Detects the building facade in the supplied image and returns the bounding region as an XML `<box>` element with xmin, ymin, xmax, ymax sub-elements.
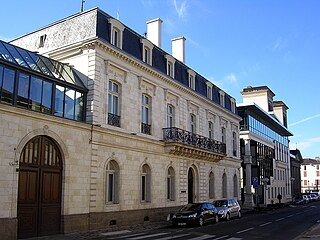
<box><xmin>301</xmin><ymin>158</ymin><xmax>320</xmax><ymax>193</ymax></box>
<box><xmin>290</xmin><ymin>149</ymin><xmax>303</xmax><ymax>197</ymax></box>
<box><xmin>237</xmin><ymin>86</ymin><xmax>293</xmax><ymax>208</ymax></box>
<box><xmin>1</xmin><ymin>8</ymin><xmax>242</xmax><ymax>239</ymax></box>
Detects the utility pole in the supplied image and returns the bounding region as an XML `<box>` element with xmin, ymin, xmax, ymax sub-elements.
<box><xmin>81</xmin><ymin>0</ymin><xmax>85</xmax><ymax>12</ymax></box>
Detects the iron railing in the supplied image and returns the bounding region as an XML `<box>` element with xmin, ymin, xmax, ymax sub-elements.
<box><xmin>141</xmin><ymin>123</ymin><xmax>151</xmax><ymax>135</ymax></box>
<box><xmin>163</xmin><ymin>127</ymin><xmax>226</xmax><ymax>155</ymax></box>
<box><xmin>108</xmin><ymin>113</ymin><xmax>121</xmax><ymax>127</ymax></box>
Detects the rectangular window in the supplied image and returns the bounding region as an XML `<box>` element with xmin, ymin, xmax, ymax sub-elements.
<box><xmin>144</xmin><ymin>47</ymin><xmax>150</xmax><ymax>64</ymax></box>
<box><xmin>141</xmin><ymin>175</ymin><xmax>146</xmax><ymax>201</ymax></box>
<box><xmin>64</xmin><ymin>88</ymin><xmax>75</xmax><ymax>119</ymax></box>
<box><xmin>108</xmin><ymin>173</ymin><xmax>114</xmax><ymax>202</ymax></box>
<box><xmin>54</xmin><ymin>85</ymin><xmax>64</xmax><ymax>117</ymax></box>
<box><xmin>17</xmin><ymin>73</ymin><xmax>30</xmax><ymax>108</ymax></box>
<box><xmin>221</xmin><ymin>127</ymin><xmax>226</xmax><ymax>144</ymax></box>
<box><xmin>304</xmin><ymin>171</ymin><xmax>307</xmax><ymax>177</ymax></box>
<box><xmin>167</xmin><ymin>61</ymin><xmax>173</xmax><ymax>77</ymax></box>
<box><xmin>190</xmin><ymin>114</ymin><xmax>196</xmax><ymax>134</ymax></box>
<box><xmin>207</xmin><ymin>85</ymin><xmax>212</xmax><ymax>100</ymax></box>
<box><xmin>317</xmin><ymin>171</ymin><xmax>320</xmax><ymax>177</ymax></box>
<box><xmin>166</xmin><ymin>105</ymin><xmax>174</xmax><ymax>128</ymax></box>
<box><xmin>42</xmin><ymin>81</ymin><xmax>52</xmax><ymax>114</ymax></box>
<box><xmin>30</xmin><ymin>76</ymin><xmax>42</xmax><ymax>111</ymax></box>
<box><xmin>189</xmin><ymin>75</ymin><xmax>195</xmax><ymax>90</ymax></box>
<box><xmin>1</xmin><ymin>67</ymin><xmax>15</xmax><ymax>104</ymax></box>
<box><xmin>304</xmin><ymin>180</ymin><xmax>307</xmax><ymax>186</ymax></box>
<box><xmin>75</xmin><ymin>92</ymin><xmax>84</xmax><ymax>121</ymax></box>
<box><xmin>208</xmin><ymin>121</ymin><xmax>213</xmax><ymax>139</ymax></box>
<box><xmin>113</xmin><ymin>29</ymin><xmax>119</xmax><ymax>47</ymax></box>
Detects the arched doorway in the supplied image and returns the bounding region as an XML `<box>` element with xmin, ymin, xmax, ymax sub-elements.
<box><xmin>188</xmin><ymin>168</ymin><xmax>194</xmax><ymax>203</ymax></box>
<box><xmin>17</xmin><ymin>136</ymin><xmax>63</xmax><ymax>238</ymax></box>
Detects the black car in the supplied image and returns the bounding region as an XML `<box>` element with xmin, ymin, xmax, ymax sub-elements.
<box><xmin>172</xmin><ymin>202</ymin><xmax>218</xmax><ymax>226</ymax></box>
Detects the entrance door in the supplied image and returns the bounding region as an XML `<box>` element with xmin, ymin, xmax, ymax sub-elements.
<box><xmin>18</xmin><ymin>136</ymin><xmax>62</xmax><ymax>238</ymax></box>
<box><xmin>188</xmin><ymin>168</ymin><xmax>194</xmax><ymax>203</ymax></box>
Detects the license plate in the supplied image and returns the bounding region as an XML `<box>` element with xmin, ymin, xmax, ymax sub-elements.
<box><xmin>178</xmin><ymin>223</ymin><xmax>186</xmax><ymax>226</ymax></box>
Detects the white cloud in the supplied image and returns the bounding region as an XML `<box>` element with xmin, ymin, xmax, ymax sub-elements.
<box><xmin>210</xmin><ymin>73</ymin><xmax>239</xmax><ymax>90</ymax></box>
<box><xmin>173</xmin><ymin>0</ymin><xmax>188</xmax><ymax>19</ymax></box>
<box><xmin>295</xmin><ymin>137</ymin><xmax>320</xmax><ymax>158</ymax></box>
<box><xmin>140</xmin><ymin>0</ymin><xmax>154</xmax><ymax>7</ymax></box>
<box><xmin>289</xmin><ymin>113</ymin><xmax>320</xmax><ymax>127</ymax></box>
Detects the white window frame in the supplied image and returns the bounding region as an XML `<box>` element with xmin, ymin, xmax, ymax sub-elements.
<box><xmin>141</xmin><ymin>94</ymin><xmax>151</xmax><ymax>125</ymax></box>
<box><xmin>167</xmin><ymin>167</ymin><xmax>175</xmax><ymax>201</ymax></box>
<box><xmin>141</xmin><ymin>164</ymin><xmax>151</xmax><ymax>203</ymax></box>
<box><xmin>140</xmin><ymin>38</ymin><xmax>153</xmax><ymax>65</ymax></box>
<box><xmin>109</xmin><ymin>18</ymin><xmax>125</xmax><ymax>49</ymax></box>
<box><xmin>206</xmin><ymin>82</ymin><xmax>213</xmax><ymax>100</ymax></box>
<box><xmin>165</xmin><ymin>55</ymin><xmax>176</xmax><ymax>78</ymax></box>
<box><xmin>106</xmin><ymin>160</ymin><xmax>119</xmax><ymax>204</ymax></box>
<box><xmin>190</xmin><ymin>113</ymin><xmax>196</xmax><ymax>134</ymax></box>
<box><xmin>188</xmin><ymin>69</ymin><xmax>196</xmax><ymax>90</ymax></box>
<box><xmin>219</xmin><ymin>90</ymin><xmax>225</xmax><ymax>107</ymax></box>
<box><xmin>221</xmin><ymin>127</ymin><xmax>226</xmax><ymax>144</ymax></box>
<box><xmin>230</xmin><ymin>98</ymin><xmax>236</xmax><ymax>113</ymax></box>
<box><xmin>108</xmin><ymin>80</ymin><xmax>120</xmax><ymax>115</ymax></box>
<box><xmin>166</xmin><ymin>104</ymin><xmax>175</xmax><ymax>128</ymax></box>
<box><xmin>208</xmin><ymin>121</ymin><xmax>214</xmax><ymax>139</ymax></box>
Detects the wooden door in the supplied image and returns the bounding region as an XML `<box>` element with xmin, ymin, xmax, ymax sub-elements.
<box><xmin>18</xmin><ymin>136</ymin><xmax>62</xmax><ymax>238</ymax></box>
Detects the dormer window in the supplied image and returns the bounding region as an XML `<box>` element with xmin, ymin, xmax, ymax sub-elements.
<box><xmin>188</xmin><ymin>69</ymin><xmax>196</xmax><ymax>90</ymax></box>
<box><xmin>230</xmin><ymin>98</ymin><xmax>236</xmax><ymax>113</ymax></box>
<box><xmin>108</xmin><ymin>18</ymin><xmax>125</xmax><ymax>49</ymax></box>
<box><xmin>206</xmin><ymin>82</ymin><xmax>213</xmax><ymax>100</ymax></box>
<box><xmin>140</xmin><ymin>38</ymin><xmax>153</xmax><ymax>65</ymax></box>
<box><xmin>219</xmin><ymin>90</ymin><xmax>225</xmax><ymax>107</ymax></box>
<box><xmin>165</xmin><ymin>55</ymin><xmax>175</xmax><ymax>78</ymax></box>
<box><xmin>39</xmin><ymin>34</ymin><xmax>47</xmax><ymax>48</ymax></box>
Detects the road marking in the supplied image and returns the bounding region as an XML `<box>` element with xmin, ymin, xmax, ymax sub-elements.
<box><xmin>287</xmin><ymin>214</ymin><xmax>294</xmax><ymax>218</ymax></box>
<box><xmin>130</xmin><ymin>232</ymin><xmax>168</xmax><ymax>240</ymax></box>
<box><xmin>154</xmin><ymin>233</ymin><xmax>190</xmax><ymax>240</ymax></box>
<box><xmin>100</xmin><ymin>230</ymin><xmax>131</xmax><ymax>236</ymax></box>
<box><xmin>275</xmin><ymin>217</ymin><xmax>285</xmax><ymax>222</ymax></box>
<box><xmin>111</xmin><ymin>232</ymin><xmax>147</xmax><ymax>239</ymax></box>
<box><xmin>190</xmin><ymin>235</ymin><xmax>217</xmax><ymax>240</ymax></box>
<box><xmin>226</xmin><ymin>238</ymin><xmax>243</xmax><ymax>240</ymax></box>
<box><xmin>213</xmin><ymin>235</ymin><xmax>229</xmax><ymax>240</ymax></box>
<box><xmin>259</xmin><ymin>222</ymin><xmax>272</xmax><ymax>227</ymax></box>
<box><xmin>296</xmin><ymin>212</ymin><xmax>302</xmax><ymax>215</ymax></box>
<box><xmin>236</xmin><ymin>227</ymin><xmax>254</xmax><ymax>234</ymax></box>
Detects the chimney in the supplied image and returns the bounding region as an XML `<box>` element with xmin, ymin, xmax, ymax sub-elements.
<box><xmin>172</xmin><ymin>37</ymin><xmax>186</xmax><ymax>63</ymax></box>
<box><xmin>146</xmin><ymin>18</ymin><xmax>162</xmax><ymax>48</ymax></box>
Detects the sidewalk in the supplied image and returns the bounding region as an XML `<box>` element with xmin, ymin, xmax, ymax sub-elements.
<box><xmin>296</xmin><ymin>223</ymin><xmax>320</xmax><ymax>239</ymax></box>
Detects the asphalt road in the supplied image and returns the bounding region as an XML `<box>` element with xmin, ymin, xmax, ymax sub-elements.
<box><xmin>99</xmin><ymin>201</ymin><xmax>320</xmax><ymax>240</ymax></box>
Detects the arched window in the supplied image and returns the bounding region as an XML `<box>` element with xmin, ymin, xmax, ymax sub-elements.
<box><xmin>209</xmin><ymin>172</ymin><xmax>215</xmax><ymax>199</ymax></box>
<box><xmin>167</xmin><ymin>167</ymin><xmax>175</xmax><ymax>201</ymax></box>
<box><xmin>106</xmin><ymin>160</ymin><xmax>119</xmax><ymax>204</ymax></box>
<box><xmin>222</xmin><ymin>173</ymin><xmax>227</xmax><ymax>198</ymax></box>
<box><xmin>233</xmin><ymin>174</ymin><xmax>238</xmax><ymax>197</ymax></box>
<box><xmin>141</xmin><ymin>164</ymin><xmax>151</xmax><ymax>202</ymax></box>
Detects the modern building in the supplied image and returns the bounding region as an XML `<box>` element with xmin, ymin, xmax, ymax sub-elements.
<box><xmin>1</xmin><ymin>7</ymin><xmax>242</xmax><ymax>239</ymax></box>
<box><xmin>290</xmin><ymin>149</ymin><xmax>303</xmax><ymax>197</ymax></box>
<box><xmin>237</xmin><ymin>86</ymin><xmax>293</xmax><ymax>208</ymax></box>
<box><xmin>301</xmin><ymin>158</ymin><xmax>320</xmax><ymax>193</ymax></box>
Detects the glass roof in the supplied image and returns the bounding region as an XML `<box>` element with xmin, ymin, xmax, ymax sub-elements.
<box><xmin>0</xmin><ymin>40</ymin><xmax>87</xmax><ymax>90</ymax></box>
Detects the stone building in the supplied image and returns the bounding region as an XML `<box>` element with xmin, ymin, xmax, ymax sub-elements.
<box><xmin>237</xmin><ymin>86</ymin><xmax>293</xmax><ymax>207</ymax></box>
<box><xmin>1</xmin><ymin>7</ymin><xmax>241</xmax><ymax>239</ymax></box>
<box><xmin>301</xmin><ymin>158</ymin><xmax>320</xmax><ymax>193</ymax></box>
<box><xmin>290</xmin><ymin>149</ymin><xmax>303</xmax><ymax>197</ymax></box>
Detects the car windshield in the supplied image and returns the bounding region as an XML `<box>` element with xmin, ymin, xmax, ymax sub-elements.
<box><xmin>214</xmin><ymin>200</ymin><xmax>228</xmax><ymax>207</ymax></box>
<box><xmin>179</xmin><ymin>203</ymin><xmax>201</xmax><ymax>212</ymax></box>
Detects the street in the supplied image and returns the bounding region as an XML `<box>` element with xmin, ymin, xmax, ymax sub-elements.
<box><xmin>96</xmin><ymin>201</ymin><xmax>320</xmax><ymax>240</ymax></box>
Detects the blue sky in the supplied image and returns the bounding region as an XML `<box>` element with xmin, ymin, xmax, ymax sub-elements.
<box><xmin>1</xmin><ymin>0</ymin><xmax>319</xmax><ymax>158</ymax></box>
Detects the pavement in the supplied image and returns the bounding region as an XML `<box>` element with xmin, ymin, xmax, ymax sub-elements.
<box><xmin>27</xmin><ymin>207</ymin><xmax>320</xmax><ymax>240</ymax></box>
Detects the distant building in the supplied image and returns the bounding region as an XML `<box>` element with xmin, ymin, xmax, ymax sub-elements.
<box><xmin>290</xmin><ymin>149</ymin><xmax>303</xmax><ymax>197</ymax></box>
<box><xmin>301</xmin><ymin>158</ymin><xmax>320</xmax><ymax>193</ymax></box>
<box><xmin>238</xmin><ymin>86</ymin><xmax>293</xmax><ymax>208</ymax></box>
<box><xmin>1</xmin><ymin>7</ymin><xmax>241</xmax><ymax>238</ymax></box>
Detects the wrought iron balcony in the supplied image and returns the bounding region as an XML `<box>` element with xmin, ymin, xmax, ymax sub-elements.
<box><xmin>108</xmin><ymin>113</ymin><xmax>121</xmax><ymax>127</ymax></box>
<box><xmin>163</xmin><ymin>127</ymin><xmax>226</xmax><ymax>162</ymax></box>
<box><xmin>141</xmin><ymin>123</ymin><xmax>151</xmax><ymax>135</ymax></box>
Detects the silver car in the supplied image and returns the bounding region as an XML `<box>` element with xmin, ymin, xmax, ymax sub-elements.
<box><xmin>213</xmin><ymin>199</ymin><xmax>241</xmax><ymax>220</ymax></box>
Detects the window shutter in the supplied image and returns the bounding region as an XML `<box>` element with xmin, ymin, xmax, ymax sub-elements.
<box><xmin>146</xmin><ymin>174</ymin><xmax>151</xmax><ymax>202</ymax></box>
<box><xmin>114</xmin><ymin>172</ymin><xmax>119</xmax><ymax>204</ymax></box>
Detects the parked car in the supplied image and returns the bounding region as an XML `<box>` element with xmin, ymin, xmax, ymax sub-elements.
<box><xmin>172</xmin><ymin>202</ymin><xmax>218</xmax><ymax>226</ymax></box>
<box><xmin>302</xmin><ymin>194</ymin><xmax>310</xmax><ymax>203</ymax></box>
<box><xmin>293</xmin><ymin>196</ymin><xmax>306</xmax><ymax>205</ymax></box>
<box><xmin>213</xmin><ymin>199</ymin><xmax>241</xmax><ymax>220</ymax></box>
<box><xmin>310</xmin><ymin>193</ymin><xmax>319</xmax><ymax>201</ymax></box>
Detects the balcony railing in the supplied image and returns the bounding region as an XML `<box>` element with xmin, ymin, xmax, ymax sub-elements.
<box><xmin>163</xmin><ymin>127</ymin><xmax>226</xmax><ymax>155</ymax></box>
<box><xmin>108</xmin><ymin>113</ymin><xmax>121</xmax><ymax>127</ymax></box>
<box><xmin>141</xmin><ymin>123</ymin><xmax>151</xmax><ymax>135</ymax></box>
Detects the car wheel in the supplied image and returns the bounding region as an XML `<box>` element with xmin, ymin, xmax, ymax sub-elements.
<box><xmin>226</xmin><ymin>213</ymin><xmax>230</xmax><ymax>221</ymax></box>
<box><xmin>199</xmin><ymin>217</ymin><xmax>204</xmax><ymax>226</ymax></box>
<box><xmin>237</xmin><ymin>211</ymin><xmax>241</xmax><ymax>219</ymax></box>
<box><xmin>215</xmin><ymin>215</ymin><xmax>219</xmax><ymax>223</ymax></box>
